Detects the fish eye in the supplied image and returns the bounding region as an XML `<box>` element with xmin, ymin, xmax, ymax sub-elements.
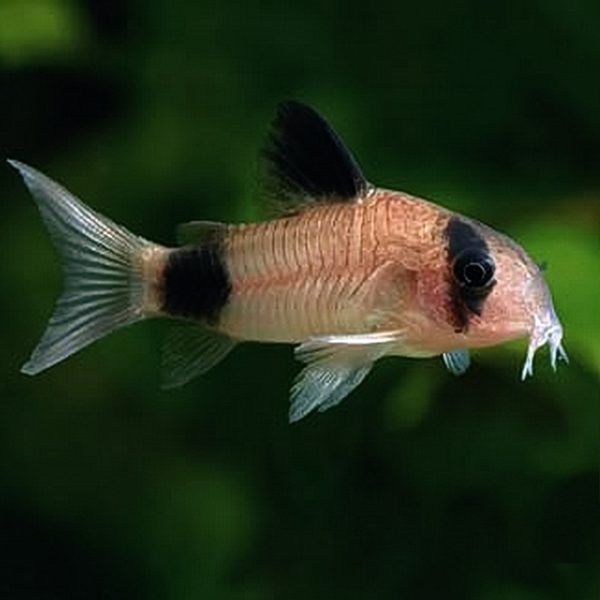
<box><xmin>453</xmin><ymin>250</ymin><xmax>495</xmax><ymax>288</ymax></box>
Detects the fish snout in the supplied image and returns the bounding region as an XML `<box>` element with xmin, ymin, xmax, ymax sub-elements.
<box><xmin>521</xmin><ymin>279</ymin><xmax>568</xmax><ymax>379</ymax></box>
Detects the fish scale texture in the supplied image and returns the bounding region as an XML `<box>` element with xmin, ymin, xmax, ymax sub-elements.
<box><xmin>219</xmin><ymin>198</ymin><xmax>398</xmax><ymax>342</ymax></box>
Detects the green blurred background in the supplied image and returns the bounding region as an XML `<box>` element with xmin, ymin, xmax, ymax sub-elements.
<box><xmin>1</xmin><ymin>1</ymin><xmax>598</xmax><ymax>598</ymax></box>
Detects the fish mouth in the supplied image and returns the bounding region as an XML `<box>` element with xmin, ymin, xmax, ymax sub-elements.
<box><xmin>521</xmin><ymin>303</ymin><xmax>569</xmax><ymax>380</ymax></box>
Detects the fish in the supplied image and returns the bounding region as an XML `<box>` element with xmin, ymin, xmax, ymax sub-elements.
<box><xmin>9</xmin><ymin>100</ymin><xmax>568</xmax><ymax>422</ymax></box>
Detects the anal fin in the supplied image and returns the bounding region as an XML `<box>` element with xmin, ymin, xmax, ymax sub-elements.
<box><xmin>162</xmin><ymin>323</ymin><xmax>236</xmax><ymax>389</ymax></box>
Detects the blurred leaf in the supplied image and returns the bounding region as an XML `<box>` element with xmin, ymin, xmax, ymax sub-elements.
<box><xmin>0</xmin><ymin>0</ymin><xmax>86</xmax><ymax>66</ymax></box>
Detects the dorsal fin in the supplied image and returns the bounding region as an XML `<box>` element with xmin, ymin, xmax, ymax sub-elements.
<box><xmin>261</xmin><ymin>101</ymin><xmax>369</xmax><ymax>210</ymax></box>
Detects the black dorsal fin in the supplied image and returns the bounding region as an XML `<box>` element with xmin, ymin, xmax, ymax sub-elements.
<box><xmin>261</xmin><ymin>101</ymin><xmax>369</xmax><ymax>209</ymax></box>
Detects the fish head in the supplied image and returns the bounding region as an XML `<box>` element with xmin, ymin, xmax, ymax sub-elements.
<box><xmin>439</xmin><ymin>215</ymin><xmax>568</xmax><ymax>377</ymax></box>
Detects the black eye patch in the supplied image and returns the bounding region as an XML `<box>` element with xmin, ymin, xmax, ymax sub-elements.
<box><xmin>444</xmin><ymin>217</ymin><xmax>497</xmax><ymax>329</ymax></box>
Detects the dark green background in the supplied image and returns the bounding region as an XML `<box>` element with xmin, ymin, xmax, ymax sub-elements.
<box><xmin>0</xmin><ymin>1</ymin><xmax>598</xmax><ymax>598</ymax></box>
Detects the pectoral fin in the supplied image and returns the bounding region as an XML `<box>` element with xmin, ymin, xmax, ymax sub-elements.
<box><xmin>442</xmin><ymin>349</ymin><xmax>471</xmax><ymax>376</ymax></box>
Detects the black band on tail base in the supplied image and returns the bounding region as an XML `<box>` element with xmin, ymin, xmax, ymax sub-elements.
<box><xmin>162</xmin><ymin>239</ymin><xmax>231</xmax><ymax>323</ymax></box>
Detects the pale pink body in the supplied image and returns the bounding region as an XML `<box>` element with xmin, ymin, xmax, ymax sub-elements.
<box><xmin>217</xmin><ymin>189</ymin><xmax>533</xmax><ymax>356</ymax></box>
<box><xmin>12</xmin><ymin>98</ymin><xmax>566</xmax><ymax>422</ymax></box>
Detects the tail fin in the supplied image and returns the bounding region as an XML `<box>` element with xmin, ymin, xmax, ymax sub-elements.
<box><xmin>9</xmin><ymin>160</ymin><xmax>155</xmax><ymax>375</ymax></box>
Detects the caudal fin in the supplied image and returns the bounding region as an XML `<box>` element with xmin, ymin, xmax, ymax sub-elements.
<box><xmin>10</xmin><ymin>160</ymin><xmax>156</xmax><ymax>375</ymax></box>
